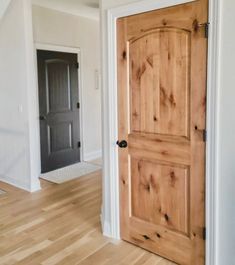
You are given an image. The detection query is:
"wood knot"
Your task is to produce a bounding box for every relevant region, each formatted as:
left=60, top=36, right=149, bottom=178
left=169, top=93, right=176, bottom=107
left=145, top=185, right=150, bottom=192
left=162, top=19, right=167, bottom=26
left=143, top=235, right=150, bottom=240
left=122, top=50, right=127, bottom=60
left=133, top=111, right=138, bottom=118
left=156, top=233, right=161, bottom=238
left=146, top=56, right=153, bottom=68
left=164, top=214, right=169, bottom=222
left=193, top=19, right=199, bottom=32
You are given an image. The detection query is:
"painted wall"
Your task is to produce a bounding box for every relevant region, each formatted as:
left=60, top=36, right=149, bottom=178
left=32, top=6, right=102, bottom=161
left=101, top=0, right=235, bottom=264
left=32, top=0, right=99, bottom=20
left=0, top=0, right=41, bottom=191
left=217, top=1, right=235, bottom=264
left=0, top=0, right=11, bottom=19
left=101, top=0, right=139, bottom=9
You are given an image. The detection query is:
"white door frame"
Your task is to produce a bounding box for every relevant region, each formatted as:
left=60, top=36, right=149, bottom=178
left=34, top=43, right=85, bottom=171
left=101, top=0, right=221, bottom=265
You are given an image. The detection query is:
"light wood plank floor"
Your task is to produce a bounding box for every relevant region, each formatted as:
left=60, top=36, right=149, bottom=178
left=0, top=171, right=175, bottom=265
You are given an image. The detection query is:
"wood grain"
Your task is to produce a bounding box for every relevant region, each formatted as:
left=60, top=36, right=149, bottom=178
left=130, top=28, right=190, bottom=137
left=131, top=159, right=189, bottom=235
left=117, top=0, right=208, bottom=264
left=0, top=173, right=175, bottom=265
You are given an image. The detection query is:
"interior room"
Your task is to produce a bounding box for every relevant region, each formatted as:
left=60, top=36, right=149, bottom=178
left=0, top=0, right=235, bottom=264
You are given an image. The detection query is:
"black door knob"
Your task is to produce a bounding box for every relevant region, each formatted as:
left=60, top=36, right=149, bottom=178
left=116, top=140, right=128, bottom=148
left=39, top=115, right=47, bottom=121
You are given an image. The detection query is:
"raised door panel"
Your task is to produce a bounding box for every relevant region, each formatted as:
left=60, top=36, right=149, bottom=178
left=130, top=28, right=190, bottom=137
left=131, top=158, right=189, bottom=235
left=48, top=122, right=73, bottom=154
left=46, top=60, right=72, bottom=114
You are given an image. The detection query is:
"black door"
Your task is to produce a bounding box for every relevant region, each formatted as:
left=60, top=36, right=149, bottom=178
left=37, top=50, right=80, bottom=173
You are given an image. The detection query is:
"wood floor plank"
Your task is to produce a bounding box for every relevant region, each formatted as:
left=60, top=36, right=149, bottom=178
left=0, top=172, right=175, bottom=265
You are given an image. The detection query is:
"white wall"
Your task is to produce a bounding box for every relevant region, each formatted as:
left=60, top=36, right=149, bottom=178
left=0, top=0, right=41, bottom=191
left=0, top=0, right=101, bottom=192
left=101, top=0, right=139, bottom=9
left=32, top=0, right=99, bottom=20
left=32, top=6, right=102, bottom=161
left=101, top=0, right=235, bottom=264
left=217, top=1, right=235, bottom=264
left=0, top=0, right=11, bottom=19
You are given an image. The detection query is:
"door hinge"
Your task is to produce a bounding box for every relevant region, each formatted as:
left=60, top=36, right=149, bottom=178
left=204, top=23, right=209, bottom=38
left=203, top=227, right=206, bottom=241
left=78, top=141, right=81, bottom=148
left=75, top=62, right=79, bottom=69
left=203, top=129, right=207, bottom=142
left=197, top=22, right=210, bottom=38
left=77, top=102, right=80, bottom=109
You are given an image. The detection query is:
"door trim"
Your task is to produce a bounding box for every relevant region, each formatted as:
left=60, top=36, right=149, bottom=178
left=101, top=0, right=221, bottom=265
left=35, top=43, right=84, bottom=168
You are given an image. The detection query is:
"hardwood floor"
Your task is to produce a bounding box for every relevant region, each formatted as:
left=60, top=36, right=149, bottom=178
left=0, top=171, right=175, bottom=265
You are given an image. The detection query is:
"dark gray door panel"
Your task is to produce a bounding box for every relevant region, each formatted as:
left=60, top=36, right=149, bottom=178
left=37, top=50, right=80, bottom=173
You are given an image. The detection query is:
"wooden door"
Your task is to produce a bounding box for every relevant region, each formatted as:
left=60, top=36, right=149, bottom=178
left=37, top=50, right=80, bottom=173
left=117, top=1, right=208, bottom=264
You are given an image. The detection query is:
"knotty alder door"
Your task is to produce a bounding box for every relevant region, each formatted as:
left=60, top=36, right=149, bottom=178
left=117, top=1, right=208, bottom=264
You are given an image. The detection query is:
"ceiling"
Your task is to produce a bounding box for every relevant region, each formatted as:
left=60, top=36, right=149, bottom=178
left=32, top=0, right=100, bottom=20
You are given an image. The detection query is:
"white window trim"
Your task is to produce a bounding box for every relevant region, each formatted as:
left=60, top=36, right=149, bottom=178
left=101, top=0, right=221, bottom=265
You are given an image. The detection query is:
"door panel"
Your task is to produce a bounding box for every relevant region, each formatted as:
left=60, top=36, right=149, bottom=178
left=49, top=122, right=73, bottom=153
left=130, top=28, right=190, bottom=138
left=37, top=50, right=80, bottom=173
left=131, top=158, right=190, bottom=235
left=117, top=1, right=208, bottom=264
left=46, top=60, right=72, bottom=113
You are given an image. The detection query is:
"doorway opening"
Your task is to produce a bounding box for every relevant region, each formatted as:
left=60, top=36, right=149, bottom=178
left=35, top=46, right=102, bottom=183
left=30, top=0, right=103, bottom=189
left=102, top=0, right=219, bottom=264
left=35, top=42, right=102, bottom=183
left=37, top=49, right=81, bottom=173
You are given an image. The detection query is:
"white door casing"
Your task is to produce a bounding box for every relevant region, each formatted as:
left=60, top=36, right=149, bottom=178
left=101, top=0, right=221, bottom=265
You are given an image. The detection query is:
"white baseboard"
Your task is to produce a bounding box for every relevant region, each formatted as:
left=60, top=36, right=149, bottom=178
left=102, top=218, right=112, bottom=238
left=0, top=174, right=30, bottom=191
left=0, top=174, right=41, bottom=192
left=30, top=178, right=41, bottom=192
left=84, top=150, right=102, bottom=162
left=100, top=204, right=112, bottom=238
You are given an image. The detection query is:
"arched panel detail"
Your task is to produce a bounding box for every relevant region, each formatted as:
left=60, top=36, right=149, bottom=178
left=129, top=28, right=191, bottom=138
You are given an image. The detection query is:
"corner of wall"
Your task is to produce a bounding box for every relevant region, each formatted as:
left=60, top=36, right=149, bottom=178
left=23, top=0, right=42, bottom=193
left=30, top=178, right=41, bottom=192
